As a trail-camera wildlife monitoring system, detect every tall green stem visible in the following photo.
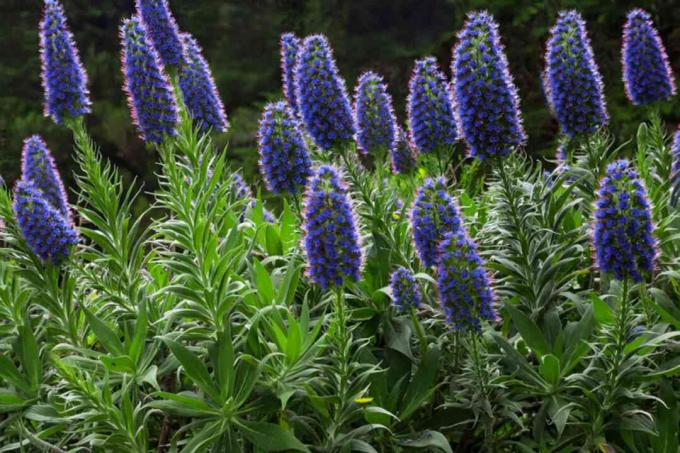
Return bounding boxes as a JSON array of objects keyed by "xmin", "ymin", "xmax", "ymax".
[{"xmin": 410, "ymin": 307, "xmax": 427, "ymax": 357}]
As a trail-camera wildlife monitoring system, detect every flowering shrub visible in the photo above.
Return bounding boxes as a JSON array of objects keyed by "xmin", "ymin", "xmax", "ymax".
[{"xmin": 1, "ymin": 2, "xmax": 679, "ymax": 452}]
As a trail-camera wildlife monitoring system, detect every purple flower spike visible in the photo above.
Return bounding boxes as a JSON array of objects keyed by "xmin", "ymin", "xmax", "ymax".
[
  {"xmin": 544, "ymin": 11, "xmax": 608, "ymax": 137},
  {"xmin": 302, "ymin": 165, "xmax": 362, "ymax": 289},
  {"xmin": 120, "ymin": 16, "xmax": 179, "ymax": 144},
  {"xmin": 407, "ymin": 57, "xmax": 458, "ymax": 154},
  {"xmin": 179, "ymin": 33, "xmax": 229, "ymax": 133},
  {"xmin": 280, "ymin": 32, "xmax": 301, "ymax": 115},
  {"xmin": 390, "ymin": 127, "xmax": 417, "ymax": 175},
  {"xmin": 622, "ymin": 9, "xmax": 675, "ymax": 105},
  {"xmin": 354, "ymin": 71, "xmax": 397, "ymax": 157},
  {"xmin": 13, "ymin": 180, "xmax": 78, "ymax": 263},
  {"xmin": 135, "ymin": 0, "xmax": 183, "ymax": 68},
  {"xmin": 672, "ymin": 128, "xmax": 680, "ymax": 177},
  {"xmin": 39, "ymin": 0, "xmax": 91, "ymax": 124},
  {"xmin": 295, "ymin": 34, "xmax": 355, "ymax": 151},
  {"xmin": 592, "ymin": 160, "xmax": 657, "ymax": 282},
  {"xmin": 411, "ymin": 177, "xmax": 462, "ymax": 268},
  {"xmin": 437, "ymin": 229, "xmax": 497, "ymax": 331},
  {"xmin": 452, "ymin": 11, "xmax": 525, "ymax": 160},
  {"xmin": 21, "ymin": 135, "xmax": 71, "ymax": 224},
  {"xmin": 390, "ymin": 266, "xmax": 421, "ymax": 311},
  {"xmin": 257, "ymin": 101, "xmax": 312, "ymax": 194}
]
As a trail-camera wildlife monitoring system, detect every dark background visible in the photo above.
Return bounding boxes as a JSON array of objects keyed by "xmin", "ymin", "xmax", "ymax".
[{"xmin": 1, "ymin": 0, "xmax": 680, "ymax": 192}]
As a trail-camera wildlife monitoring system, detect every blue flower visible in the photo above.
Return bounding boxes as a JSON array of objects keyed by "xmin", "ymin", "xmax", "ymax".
[
  {"xmin": 672, "ymin": 128, "xmax": 680, "ymax": 177},
  {"xmin": 544, "ymin": 11, "xmax": 608, "ymax": 137},
  {"xmin": 622, "ymin": 9, "xmax": 675, "ymax": 105},
  {"xmin": 135, "ymin": 0, "xmax": 183, "ymax": 68},
  {"xmin": 390, "ymin": 127, "xmax": 417, "ymax": 175},
  {"xmin": 39, "ymin": 0, "xmax": 91, "ymax": 124},
  {"xmin": 452, "ymin": 11, "xmax": 525, "ymax": 159},
  {"xmin": 280, "ymin": 32, "xmax": 301, "ymax": 115},
  {"xmin": 295, "ymin": 34, "xmax": 355, "ymax": 150},
  {"xmin": 390, "ymin": 266, "xmax": 421, "ymax": 310},
  {"xmin": 354, "ymin": 71, "xmax": 397, "ymax": 157},
  {"xmin": 120, "ymin": 16, "xmax": 179, "ymax": 144},
  {"xmin": 593, "ymin": 160, "xmax": 657, "ymax": 282},
  {"xmin": 13, "ymin": 180, "xmax": 78, "ymax": 263},
  {"xmin": 407, "ymin": 57, "xmax": 458, "ymax": 154},
  {"xmin": 436, "ymin": 229, "xmax": 496, "ymax": 331},
  {"xmin": 21, "ymin": 135, "xmax": 71, "ymax": 224},
  {"xmin": 411, "ymin": 177, "xmax": 462, "ymax": 268},
  {"xmin": 178, "ymin": 33, "xmax": 229, "ymax": 133},
  {"xmin": 257, "ymin": 101, "xmax": 312, "ymax": 194},
  {"xmin": 302, "ymin": 165, "xmax": 362, "ymax": 289}
]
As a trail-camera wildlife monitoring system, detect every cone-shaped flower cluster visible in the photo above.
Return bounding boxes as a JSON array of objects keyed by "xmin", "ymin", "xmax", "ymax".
[
  {"xmin": 178, "ymin": 33, "xmax": 228, "ymax": 133},
  {"xmin": 672, "ymin": 129, "xmax": 680, "ymax": 177},
  {"xmin": 354, "ymin": 71, "xmax": 397, "ymax": 156},
  {"xmin": 436, "ymin": 230, "xmax": 496, "ymax": 331},
  {"xmin": 295, "ymin": 35, "xmax": 355, "ymax": 150},
  {"xmin": 407, "ymin": 57, "xmax": 458, "ymax": 154},
  {"xmin": 411, "ymin": 177, "xmax": 461, "ymax": 267},
  {"xmin": 622, "ymin": 9, "xmax": 675, "ymax": 105},
  {"xmin": 21, "ymin": 136, "xmax": 71, "ymax": 224},
  {"xmin": 257, "ymin": 101, "xmax": 312, "ymax": 194},
  {"xmin": 280, "ymin": 33, "xmax": 301, "ymax": 114},
  {"xmin": 544, "ymin": 11, "xmax": 608, "ymax": 137},
  {"xmin": 120, "ymin": 16, "xmax": 179, "ymax": 144},
  {"xmin": 14, "ymin": 181, "xmax": 79, "ymax": 263},
  {"xmin": 39, "ymin": 0, "xmax": 91, "ymax": 124},
  {"xmin": 135, "ymin": 0, "xmax": 183, "ymax": 68},
  {"xmin": 390, "ymin": 266, "xmax": 421, "ymax": 310},
  {"xmin": 452, "ymin": 11, "xmax": 525, "ymax": 159},
  {"xmin": 390, "ymin": 127, "xmax": 417, "ymax": 175},
  {"xmin": 592, "ymin": 160, "xmax": 657, "ymax": 282},
  {"xmin": 302, "ymin": 165, "xmax": 362, "ymax": 289}
]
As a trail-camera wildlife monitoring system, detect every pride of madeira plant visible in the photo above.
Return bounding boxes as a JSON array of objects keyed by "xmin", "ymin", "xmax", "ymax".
[{"xmin": 0, "ymin": 1, "xmax": 679, "ymax": 452}]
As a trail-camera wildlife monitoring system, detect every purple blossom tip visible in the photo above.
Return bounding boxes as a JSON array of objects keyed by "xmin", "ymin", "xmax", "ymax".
[
  {"xmin": 411, "ymin": 177, "xmax": 462, "ymax": 268},
  {"xmin": 40, "ymin": 0, "xmax": 91, "ymax": 124},
  {"xmin": 407, "ymin": 57, "xmax": 458, "ymax": 154},
  {"xmin": 295, "ymin": 34, "xmax": 356, "ymax": 150},
  {"xmin": 179, "ymin": 33, "xmax": 229, "ymax": 133},
  {"xmin": 302, "ymin": 165, "xmax": 362, "ymax": 289},
  {"xmin": 544, "ymin": 10, "xmax": 608, "ymax": 137},
  {"xmin": 592, "ymin": 159, "xmax": 657, "ymax": 282},
  {"xmin": 452, "ymin": 10, "xmax": 525, "ymax": 159},
  {"xmin": 21, "ymin": 135, "xmax": 72, "ymax": 225},
  {"xmin": 354, "ymin": 71, "xmax": 398, "ymax": 157},
  {"xmin": 13, "ymin": 180, "xmax": 78, "ymax": 263},
  {"xmin": 622, "ymin": 8, "xmax": 676, "ymax": 105},
  {"xmin": 390, "ymin": 266, "xmax": 421, "ymax": 310},
  {"xmin": 390, "ymin": 127, "xmax": 417, "ymax": 175},
  {"xmin": 120, "ymin": 16, "xmax": 179, "ymax": 144},
  {"xmin": 280, "ymin": 32, "xmax": 301, "ymax": 115},
  {"xmin": 135, "ymin": 0, "xmax": 183, "ymax": 68},
  {"xmin": 257, "ymin": 100, "xmax": 312, "ymax": 194},
  {"xmin": 437, "ymin": 229, "xmax": 497, "ymax": 331}
]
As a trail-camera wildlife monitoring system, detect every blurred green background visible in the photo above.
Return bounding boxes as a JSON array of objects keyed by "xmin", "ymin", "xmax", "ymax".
[{"xmin": 1, "ymin": 0, "xmax": 679, "ymax": 192}]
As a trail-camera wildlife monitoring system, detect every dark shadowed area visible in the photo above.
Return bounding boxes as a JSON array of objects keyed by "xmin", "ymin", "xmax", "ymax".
[{"xmin": 1, "ymin": 0, "xmax": 680, "ymax": 191}]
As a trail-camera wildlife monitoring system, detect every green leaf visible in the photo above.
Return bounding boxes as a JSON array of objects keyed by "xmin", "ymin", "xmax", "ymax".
[
  {"xmin": 84, "ymin": 309, "xmax": 124, "ymax": 355},
  {"xmin": 253, "ymin": 259, "xmax": 275, "ymax": 304},
  {"xmin": 237, "ymin": 420, "xmax": 309, "ymax": 452},
  {"xmin": 162, "ymin": 339, "xmax": 220, "ymax": 403},
  {"xmin": 0, "ymin": 389, "xmax": 29, "ymax": 412},
  {"xmin": 591, "ymin": 294, "xmax": 614, "ymax": 325},
  {"xmin": 400, "ymin": 346, "xmax": 440, "ymax": 420},
  {"xmin": 506, "ymin": 305, "xmax": 548, "ymax": 357},
  {"xmin": 128, "ymin": 298, "xmax": 148, "ymax": 365},
  {"xmin": 100, "ymin": 355, "xmax": 135, "ymax": 374},
  {"xmin": 395, "ymin": 430, "xmax": 453, "ymax": 453},
  {"xmin": 16, "ymin": 324, "xmax": 40, "ymax": 391},
  {"xmin": 539, "ymin": 354, "xmax": 560, "ymax": 386}
]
